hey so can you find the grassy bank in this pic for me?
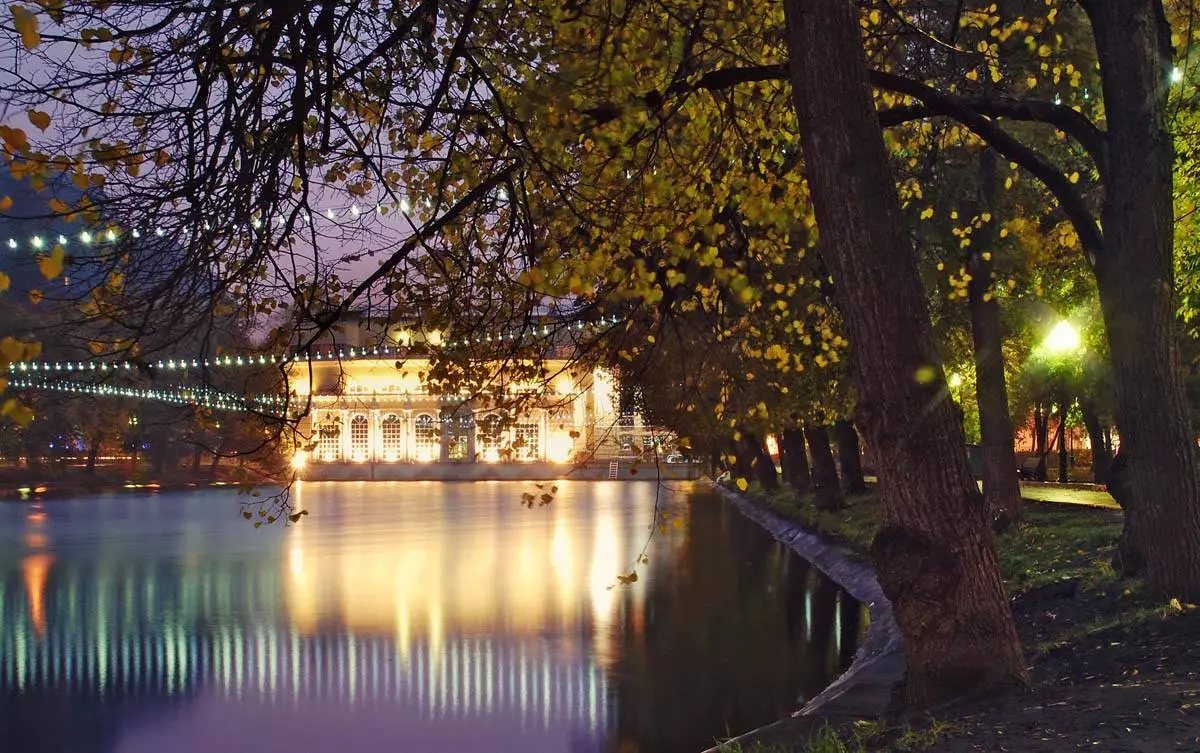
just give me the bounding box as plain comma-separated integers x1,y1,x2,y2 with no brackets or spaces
720,482,1200,752
745,484,1123,593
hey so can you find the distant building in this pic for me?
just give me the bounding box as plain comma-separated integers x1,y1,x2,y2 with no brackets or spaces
288,315,696,481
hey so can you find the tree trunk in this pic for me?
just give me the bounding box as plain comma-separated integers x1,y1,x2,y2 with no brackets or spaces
192,445,203,473
1034,405,1050,481
833,420,867,494
745,432,779,491
732,438,754,483
85,438,100,474
780,427,812,496
967,150,1022,529
1086,0,1200,597
805,424,844,511
1080,398,1112,484
784,0,1027,706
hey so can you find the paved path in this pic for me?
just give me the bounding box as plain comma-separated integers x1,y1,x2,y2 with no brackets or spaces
1020,484,1119,510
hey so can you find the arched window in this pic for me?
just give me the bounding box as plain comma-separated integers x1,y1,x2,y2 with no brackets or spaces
380,414,403,461
413,413,439,462
316,415,342,462
447,413,472,461
477,414,504,462
513,422,540,462
349,414,370,461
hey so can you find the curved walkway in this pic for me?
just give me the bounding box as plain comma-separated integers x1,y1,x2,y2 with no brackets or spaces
700,481,906,752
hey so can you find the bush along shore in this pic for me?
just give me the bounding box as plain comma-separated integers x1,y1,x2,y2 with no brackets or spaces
716,483,1200,753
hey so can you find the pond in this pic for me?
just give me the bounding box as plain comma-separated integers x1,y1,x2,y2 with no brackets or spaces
0,481,864,753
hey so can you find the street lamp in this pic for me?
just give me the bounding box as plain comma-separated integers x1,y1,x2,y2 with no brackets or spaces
1044,320,1081,353
1043,320,1081,483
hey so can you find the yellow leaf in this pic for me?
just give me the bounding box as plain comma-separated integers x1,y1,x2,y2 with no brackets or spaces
27,109,49,131
735,477,749,492
1068,171,1080,184
0,125,29,152
0,196,11,212
1,398,35,426
1026,76,1037,88
965,69,979,81
48,197,70,214
37,243,64,280
0,271,8,291
868,9,881,24
10,4,39,50
28,288,41,305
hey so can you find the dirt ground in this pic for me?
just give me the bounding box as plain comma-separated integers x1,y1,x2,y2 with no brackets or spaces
891,582,1200,752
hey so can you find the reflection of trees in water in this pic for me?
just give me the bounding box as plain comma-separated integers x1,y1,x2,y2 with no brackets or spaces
0,684,197,753
603,493,861,753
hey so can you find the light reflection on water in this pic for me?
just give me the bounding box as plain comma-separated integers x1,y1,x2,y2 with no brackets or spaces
0,481,863,753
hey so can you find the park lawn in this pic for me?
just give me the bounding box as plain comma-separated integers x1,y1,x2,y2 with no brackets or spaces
733,483,1200,752
746,484,1123,595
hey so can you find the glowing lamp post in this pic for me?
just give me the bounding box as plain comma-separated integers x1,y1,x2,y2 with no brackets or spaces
1044,320,1081,354
1043,320,1081,482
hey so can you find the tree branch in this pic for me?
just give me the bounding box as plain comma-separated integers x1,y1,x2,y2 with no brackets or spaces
870,71,1107,165
871,71,1105,261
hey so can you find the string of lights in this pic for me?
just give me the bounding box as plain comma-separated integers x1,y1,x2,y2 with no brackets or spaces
6,377,286,413
0,196,457,257
7,315,624,375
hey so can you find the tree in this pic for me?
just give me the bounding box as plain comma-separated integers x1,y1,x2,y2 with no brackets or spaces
783,0,1027,706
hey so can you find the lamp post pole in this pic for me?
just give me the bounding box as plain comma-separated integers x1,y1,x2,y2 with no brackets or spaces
1043,320,1081,484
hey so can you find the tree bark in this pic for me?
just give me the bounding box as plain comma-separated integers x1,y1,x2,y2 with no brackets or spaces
731,437,754,482
784,0,1027,706
745,432,780,491
1080,398,1112,484
780,426,812,497
1085,0,1200,596
833,419,867,494
85,439,100,474
805,424,844,511
967,150,1022,529
1032,405,1049,481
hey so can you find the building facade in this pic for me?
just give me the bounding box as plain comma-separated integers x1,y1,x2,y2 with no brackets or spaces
288,351,693,481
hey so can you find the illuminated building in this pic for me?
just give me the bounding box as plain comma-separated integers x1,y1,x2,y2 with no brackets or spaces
288,317,698,480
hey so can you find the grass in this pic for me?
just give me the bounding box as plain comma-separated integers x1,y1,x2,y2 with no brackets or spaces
714,724,853,753
713,720,955,753
742,483,1124,596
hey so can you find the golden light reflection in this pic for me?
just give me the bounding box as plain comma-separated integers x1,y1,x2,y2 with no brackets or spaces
281,484,655,662
21,553,54,637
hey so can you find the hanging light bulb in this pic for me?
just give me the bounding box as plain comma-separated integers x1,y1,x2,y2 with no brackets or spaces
57,235,67,245
6,239,15,249
350,204,360,217
155,228,165,236
105,228,117,241
80,231,93,243
400,198,412,213
30,236,42,249
325,208,336,219
132,229,141,238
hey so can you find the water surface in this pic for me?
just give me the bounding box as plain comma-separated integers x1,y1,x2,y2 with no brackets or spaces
0,481,863,753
